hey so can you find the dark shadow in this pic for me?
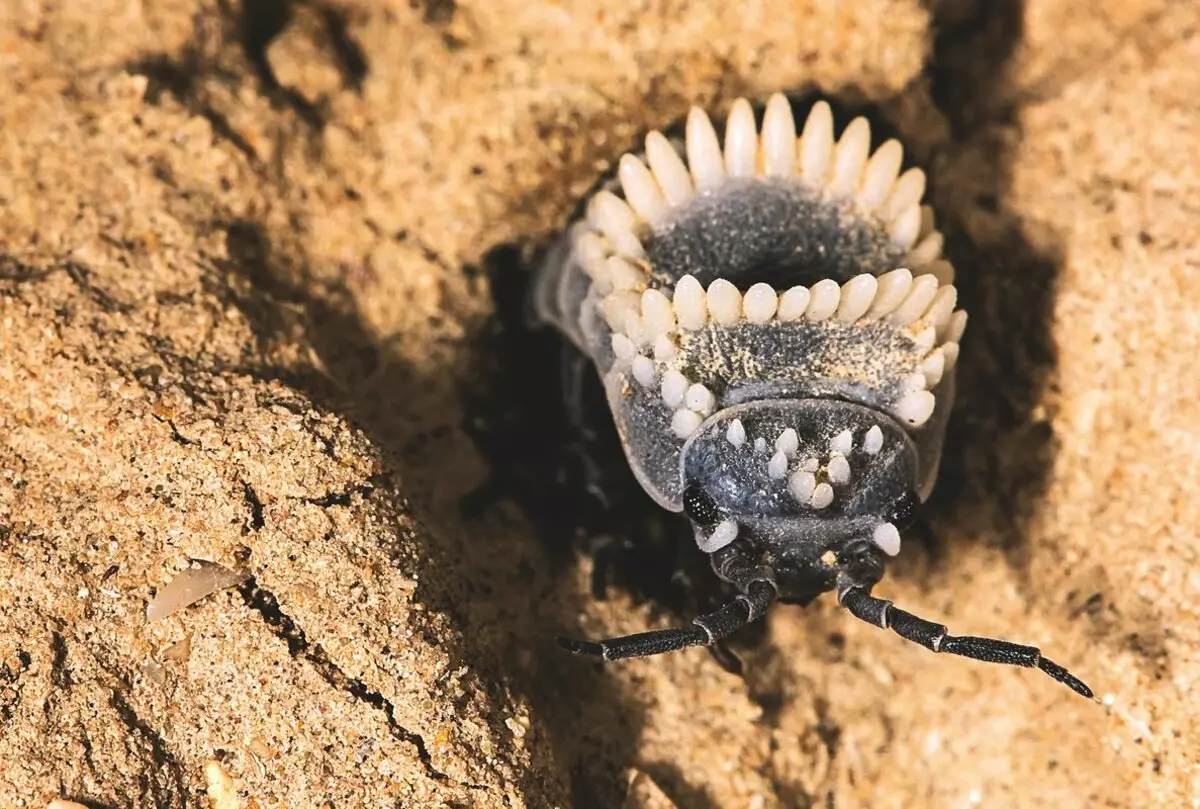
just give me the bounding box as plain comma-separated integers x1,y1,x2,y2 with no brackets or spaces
129,0,371,161
896,0,1171,681
212,218,651,805
639,760,726,809
127,55,260,166
230,0,368,126
917,0,1060,551
463,244,763,805
57,799,119,809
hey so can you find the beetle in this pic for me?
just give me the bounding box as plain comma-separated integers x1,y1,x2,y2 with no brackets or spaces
530,93,1092,698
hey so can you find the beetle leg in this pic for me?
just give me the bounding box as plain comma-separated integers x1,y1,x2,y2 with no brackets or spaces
838,585,1094,699
558,579,778,661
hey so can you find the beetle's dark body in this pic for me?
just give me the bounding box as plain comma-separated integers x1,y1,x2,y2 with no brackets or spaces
531,95,1092,698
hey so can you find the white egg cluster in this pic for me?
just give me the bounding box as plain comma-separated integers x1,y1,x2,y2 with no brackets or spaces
718,418,905,555
719,420,893,513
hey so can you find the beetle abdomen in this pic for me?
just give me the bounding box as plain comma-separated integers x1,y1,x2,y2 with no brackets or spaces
534,95,966,512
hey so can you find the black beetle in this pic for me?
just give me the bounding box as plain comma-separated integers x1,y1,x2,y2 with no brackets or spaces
531,94,1091,698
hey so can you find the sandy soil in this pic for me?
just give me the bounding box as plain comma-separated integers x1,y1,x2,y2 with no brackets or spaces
1,0,1197,806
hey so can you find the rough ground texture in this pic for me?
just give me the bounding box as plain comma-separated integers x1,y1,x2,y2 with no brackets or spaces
1,0,1197,807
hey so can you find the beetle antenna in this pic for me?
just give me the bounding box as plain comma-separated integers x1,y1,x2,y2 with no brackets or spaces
838,585,1095,699
558,579,777,661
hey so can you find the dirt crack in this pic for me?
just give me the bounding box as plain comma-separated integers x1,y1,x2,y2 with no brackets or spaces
299,482,377,508
236,579,482,790
108,688,189,808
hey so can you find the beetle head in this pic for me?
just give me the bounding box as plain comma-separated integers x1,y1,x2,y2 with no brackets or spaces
679,398,920,597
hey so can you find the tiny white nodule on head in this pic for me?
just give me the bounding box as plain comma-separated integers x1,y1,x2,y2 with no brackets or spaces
778,285,811,321
645,130,694,207
652,334,676,363
805,279,841,321
810,482,834,509
830,429,853,456
640,288,675,334
671,408,703,439
893,390,936,427
611,333,637,360
827,455,851,484
673,275,708,329
789,470,816,502
686,106,725,190
685,383,716,416
726,418,747,447
631,356,656,387
724,98,758,179
707,279,742,326
872,522,902,556
697,519,739,553
775,428,799,458
863,425,884,455
660,370,688,408
767,451,789,480
743,282,779,323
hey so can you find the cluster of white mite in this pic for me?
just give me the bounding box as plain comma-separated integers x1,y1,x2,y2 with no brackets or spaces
698,422,903,557
609,269,966,437
580,93,950,275
576,93,967,440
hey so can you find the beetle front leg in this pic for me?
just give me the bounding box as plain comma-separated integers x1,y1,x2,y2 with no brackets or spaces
558,579,778,661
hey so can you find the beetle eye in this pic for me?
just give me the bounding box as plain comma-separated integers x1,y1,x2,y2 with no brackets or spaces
683,484,720,526
889,491,920,531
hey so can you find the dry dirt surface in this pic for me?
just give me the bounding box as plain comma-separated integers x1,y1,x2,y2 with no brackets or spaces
1,0,1198,807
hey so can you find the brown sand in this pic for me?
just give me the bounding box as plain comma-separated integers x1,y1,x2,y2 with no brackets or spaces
1,0,1197,806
